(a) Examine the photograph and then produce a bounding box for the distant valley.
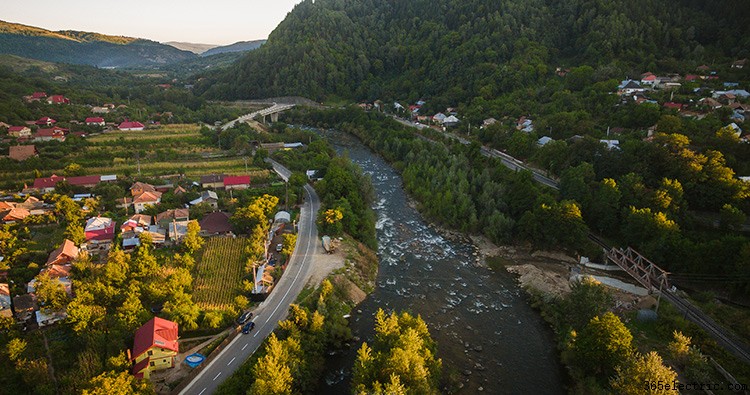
[0,20,265,69]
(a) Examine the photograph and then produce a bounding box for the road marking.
[228,357,236,366]
[213,372,222,381]
[178,334,242,394]
[242,343,248,350]
[254,330,260,337]
[198,388,206,395]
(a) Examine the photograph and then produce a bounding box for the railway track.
[662,291,750,364]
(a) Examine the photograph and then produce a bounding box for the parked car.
[236,311,253,325]
[276,243,283,252]
[242,321,256,334]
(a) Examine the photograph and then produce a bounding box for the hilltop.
[0,20,196,68]
[196,0,750,102]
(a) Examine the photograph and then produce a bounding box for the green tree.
[64,222,86,245]
[82,370,154,395]
[163,290,200,330]
[182,220,204,253]
[249,334,294,395]
[610,352,677,395]
[116,289,147,331]
[63,163,84,176]
[572,312,633,380]
[281,233,297,257]
[720,204,746,231]
[34,271,69,311]
[55,195,82,223]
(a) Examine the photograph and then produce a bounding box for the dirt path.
[41,331,59,392]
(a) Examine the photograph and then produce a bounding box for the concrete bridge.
[221,103,296,131]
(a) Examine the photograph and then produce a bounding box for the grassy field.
[88,124,203,142]
[193,237,247,311]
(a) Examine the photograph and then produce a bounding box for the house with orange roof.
[1,207,30,224]
[133,191,162,214]
[46,239,79,266]
[130,182,156,197]
[131,317,179,379]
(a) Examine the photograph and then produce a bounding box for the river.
[315,128,566,394]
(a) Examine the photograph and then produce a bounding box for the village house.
[190,190,219,209]
[32,174,65,193]
[133,191,162,214]
[9,145,38,161]
[28,264,73,299]
[131,317,179,379]
[67,175,101,189]
[23,92,47,103]
[618,80,646,95]
[91,106,110,114]
[201,174,225,189]
[199,211,233,237]
[13,294,36,322]
[7,126,31,138]
[223,175,251,191]
[600,139,621,150]
[640,72,657,85]
[33,128,66,142]
[732,59,747,69]
[167,220,190,242]
[35,117,57,126]
[130,182,156,197]
[121,214,152,232]
[118,121,145,131]
[432,113,447,124]
[46,239,79,266]
[85,117,106,126]
[1,207,29,224]
[537,136,554,146]
[84,216,116,244]
[0,283,11,318]
[516,116,534,133]
[156,209,189,229]
[481,118,498,128]
[47,95,70,105]
[442,115,460,127]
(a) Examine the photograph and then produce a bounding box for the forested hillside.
[0,20,196,68]
[197,0,750,102]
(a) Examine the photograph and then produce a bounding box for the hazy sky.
[1,0,304,45]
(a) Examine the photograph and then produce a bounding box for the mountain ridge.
[0,20,196,68]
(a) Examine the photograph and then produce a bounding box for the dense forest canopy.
[198,0,750,102]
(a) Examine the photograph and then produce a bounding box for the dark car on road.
[241,321,256,334]
[236,311,253,325]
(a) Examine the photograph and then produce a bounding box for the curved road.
[178,179,320,395]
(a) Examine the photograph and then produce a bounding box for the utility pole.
[243,157,249,173]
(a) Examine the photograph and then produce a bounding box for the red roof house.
[84,117,105,126]
[84,217,116,242]
[9,145,38,161]
[223,175,251,190]
[33,128,66,142]
[33,174,65,192]
[131,317,179,379]
[46,239,79,266]
[663,102,685,111]
[47,95,70,105]
[67,175,101,188]
[32,92,47,99]
[118,121,145,131]
[35,117,57,126]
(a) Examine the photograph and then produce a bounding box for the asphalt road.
[178,180,320,395]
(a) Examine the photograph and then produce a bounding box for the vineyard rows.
[193,236,248,311]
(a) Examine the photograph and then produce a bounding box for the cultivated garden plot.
[193,236,247,311]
